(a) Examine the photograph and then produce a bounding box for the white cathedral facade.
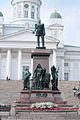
[0,0,80,81]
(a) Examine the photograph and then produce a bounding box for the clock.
[24,4,29,8]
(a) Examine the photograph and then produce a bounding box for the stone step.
[0,80,80,105]
[1,111,80,120]
[17,111,80,119]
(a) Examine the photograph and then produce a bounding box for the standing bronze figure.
[51,65,59,91]
[33,64,43,89]
[24,68,31,90]
[32,64,50,90]
[33,20,45,48]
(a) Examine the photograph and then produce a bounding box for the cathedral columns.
[52,49,56,68]
[18,49,22,80]
[7,49,11,79]
[61,57,64,80]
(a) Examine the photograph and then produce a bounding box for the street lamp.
[72,86,77,97]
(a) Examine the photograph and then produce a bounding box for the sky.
[0,0,80,46]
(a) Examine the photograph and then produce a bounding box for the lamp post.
[72,86,77,97]
[77,81,80,99]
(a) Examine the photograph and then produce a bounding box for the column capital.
[7,49,12,51]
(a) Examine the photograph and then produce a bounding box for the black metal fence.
[0,105,11,112]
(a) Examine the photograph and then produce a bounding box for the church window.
[31,5,35,19]
[24,11,28,18]
[54,31,58,39]
[24,3,29,18]
[64,73,69,81]
[32,6,34,9]
[31,11,34,19]
[64,63,68,66]
[24,4,29,8]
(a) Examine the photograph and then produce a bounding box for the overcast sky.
[0,0,80,46]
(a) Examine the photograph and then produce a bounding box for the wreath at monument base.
[31,102,58,109]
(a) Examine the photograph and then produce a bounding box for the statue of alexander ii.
[33,20,45,49]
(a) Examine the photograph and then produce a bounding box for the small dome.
[0,11,3,17]
[50,11,62,19]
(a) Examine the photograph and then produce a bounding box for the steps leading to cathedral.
[1,111,80,120]
[16,111,80,120]
[59,80,80,105]
[0,80,80,105]
[0,80,23,104]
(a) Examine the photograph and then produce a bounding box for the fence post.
[10,102,16,116]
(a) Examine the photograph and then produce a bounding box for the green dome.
[0,11,3,17]
[50,11,62,19]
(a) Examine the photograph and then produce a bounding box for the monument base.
[16,90,67,107]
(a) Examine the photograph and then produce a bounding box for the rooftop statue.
[23,68,31,90]
[33,20,45,48]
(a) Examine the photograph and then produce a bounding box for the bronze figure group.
[23,64,58,91]
[33,64,50,90]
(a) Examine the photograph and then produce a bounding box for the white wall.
[69,61,80,81]
[1,60,7,80]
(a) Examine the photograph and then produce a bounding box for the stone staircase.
[16,111,80,120]
[0,80,80,120]
[59,80,80,105]
[0,80,80,105]
[1,111,80,120]
[0,80,23,104]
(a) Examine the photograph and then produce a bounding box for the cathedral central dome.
[11,0,42,26]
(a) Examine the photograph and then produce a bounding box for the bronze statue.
[33,20,45,48]
[24,68,31,90]
[33,64,43,89]
[51,65,59,91]
[42,68,50,89]
[32,64,50,90]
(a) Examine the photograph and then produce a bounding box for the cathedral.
[0,0,80,81]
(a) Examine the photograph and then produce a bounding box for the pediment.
[0,30,36,42]
[0,29,59,49]
[0,29,58,43]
